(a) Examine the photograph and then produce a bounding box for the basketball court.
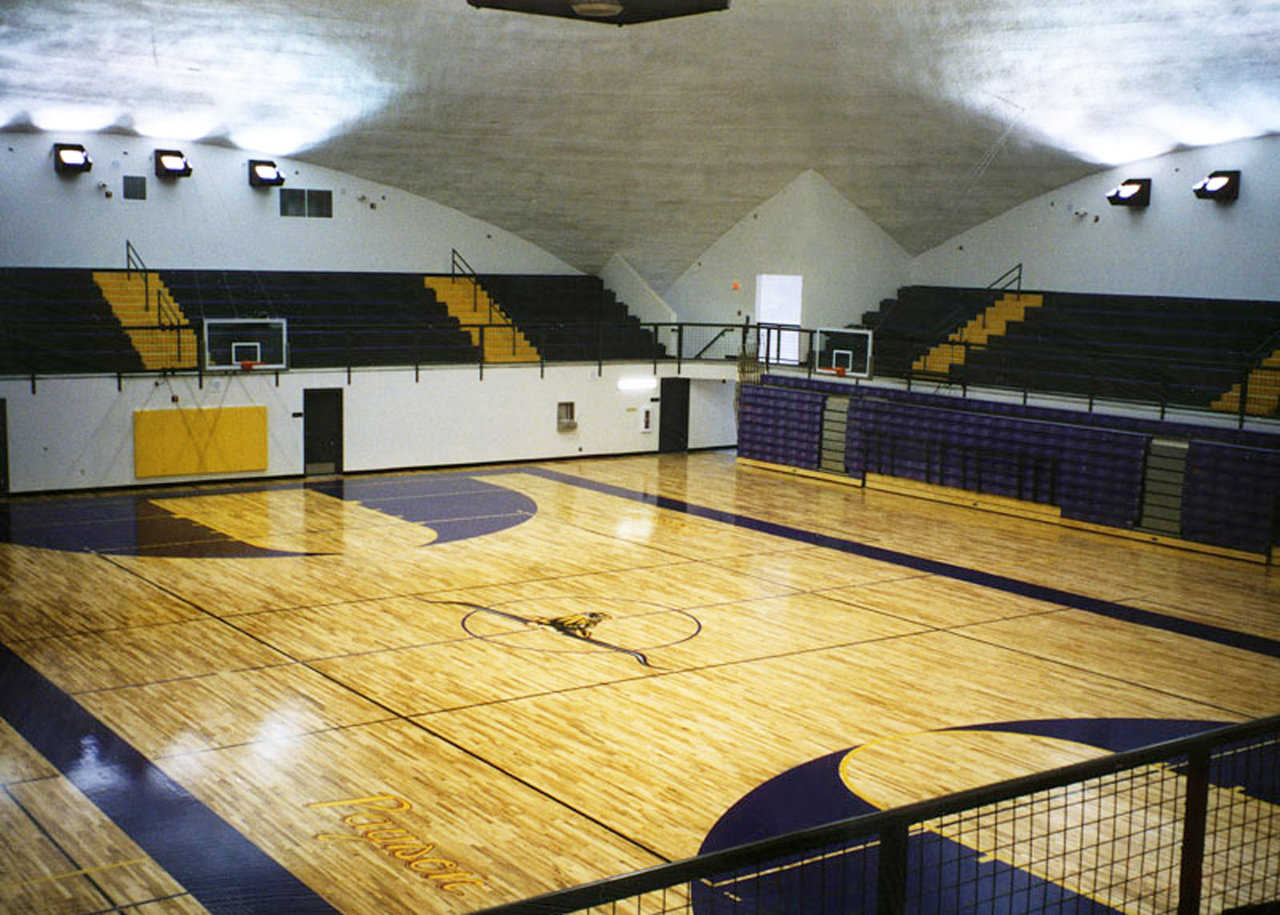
[1,450,1276,912]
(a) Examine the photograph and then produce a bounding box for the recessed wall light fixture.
[53,143,93,174]
[1192,170,1239,201]
[154,149,193,178]
[1105,178,1150,207]
[248,159,285,187]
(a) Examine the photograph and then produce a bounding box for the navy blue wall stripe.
[524,467,1280,659]
[0,645,335,914]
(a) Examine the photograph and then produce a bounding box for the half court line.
[519,465,1280,659]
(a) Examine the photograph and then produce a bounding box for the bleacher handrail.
[121,243,192,366]
[124,239,149,313]
[988,261,1023,294]
[1246,324,1280,363]
[475,714,1280,915]
[449,247,485,320]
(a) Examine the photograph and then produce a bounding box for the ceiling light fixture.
[466,0,728,26]
[1192,170,1239,201]
[53,143,92,175]
[571,0,624,15]
[1105,178,1150,207]
[154,149,193,179]
[248,159,285,187]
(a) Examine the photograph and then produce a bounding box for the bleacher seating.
[1,267,670,374]
[862,286,998,376]
[764,373,1280,451]
[847,396,1147,528]
[737,385,825,469]
[1182,443,1280,555]
[956,294,1280,407]
[0,268,143,374]
[869,287,1280,413]
[478,275,664,362]
[160,270,478,367]
[748,375,1280,557]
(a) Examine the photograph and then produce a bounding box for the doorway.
[303,389,343,475]
[0,400,7,494]
[755,274,803,365]
[659,377,690,453]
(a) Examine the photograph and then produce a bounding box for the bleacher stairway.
[1213,348,1280,416]
[423,276,540,364]
[912,293,1043,375]
[93,271,198,370]
[821,396,850,474]
[1139,439,1189,536]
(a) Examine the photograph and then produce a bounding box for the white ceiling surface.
[3,0,1278,289]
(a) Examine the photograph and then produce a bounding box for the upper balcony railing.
[1,316,1275,425]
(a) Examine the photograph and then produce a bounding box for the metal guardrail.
[451,247,487,320]
[123,240,190,364]
[476,715,1280,915]
[2,316,1276,424]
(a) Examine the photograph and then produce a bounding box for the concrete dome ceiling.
[3,0,1278,290]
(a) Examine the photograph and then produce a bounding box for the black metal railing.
[477,715,1280,915]
[122,240,192,366]
[879,330,1277,424]
[450,247,486,320]
[124,238,153,315]
[2,312,1276,425]
[913,265,1027,346]
[989,261,1023,294]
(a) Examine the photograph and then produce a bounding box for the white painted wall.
[909,135,1280,299]
[599,254,676,325]
[664,170,911,327]
[0,361,738,493]
[7,130,1276,495]
[688,379,738,449]
[0,133,576,274]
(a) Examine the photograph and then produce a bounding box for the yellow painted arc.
[150,488,439,553]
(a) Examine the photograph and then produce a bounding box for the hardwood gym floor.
[1,450,1276,913]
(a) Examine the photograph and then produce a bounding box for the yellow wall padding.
[134,406,268,479]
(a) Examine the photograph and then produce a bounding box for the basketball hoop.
[240,360,260,372]
[835,366,846,377]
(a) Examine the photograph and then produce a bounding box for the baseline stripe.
[0,644,336,914]
[522,466,1280,658]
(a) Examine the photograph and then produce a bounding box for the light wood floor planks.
[1,450,1277,913]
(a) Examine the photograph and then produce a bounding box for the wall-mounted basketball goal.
[813,327,873,378]
[203,318,288,371]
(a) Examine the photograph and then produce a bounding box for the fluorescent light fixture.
[617,376,658,392]
[1192,170,1240,201]
[466,0,728,26]
[53,143,92,174]
[154,149,193,178]
[31,105,116,132]
[133,112,216,141]
[1105,177,1150,207]
[572,0,624,15]
[248,159,285,187]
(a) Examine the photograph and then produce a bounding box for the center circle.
[460,595,701,657]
